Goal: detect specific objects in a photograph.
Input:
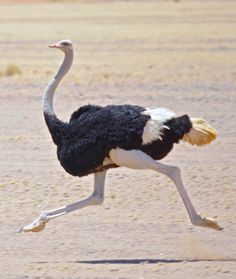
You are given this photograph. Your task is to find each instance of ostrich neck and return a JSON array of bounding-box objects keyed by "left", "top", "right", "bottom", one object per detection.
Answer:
[{"left": 43, "top": 50, "right": 73, "bottom": 115}]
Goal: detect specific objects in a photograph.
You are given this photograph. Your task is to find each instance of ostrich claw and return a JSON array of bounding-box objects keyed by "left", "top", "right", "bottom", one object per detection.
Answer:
[{"left": 19, "top": 218, "right": 47, "bottom": 233}]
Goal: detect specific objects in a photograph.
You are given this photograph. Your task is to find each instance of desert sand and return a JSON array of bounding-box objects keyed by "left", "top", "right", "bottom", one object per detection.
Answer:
[{"left": 0, "top": 0, "right": 235, "bottom": 278}]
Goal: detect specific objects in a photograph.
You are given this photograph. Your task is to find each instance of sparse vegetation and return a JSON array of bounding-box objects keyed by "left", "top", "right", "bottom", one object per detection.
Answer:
[{"left": 4, "top": 63, "right": 22, "bottom": 77}]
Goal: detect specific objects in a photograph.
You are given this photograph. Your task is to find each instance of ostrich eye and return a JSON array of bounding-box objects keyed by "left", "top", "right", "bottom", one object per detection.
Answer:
[{"left": 61, "top": 41, "right": 70, "bottom": 47}]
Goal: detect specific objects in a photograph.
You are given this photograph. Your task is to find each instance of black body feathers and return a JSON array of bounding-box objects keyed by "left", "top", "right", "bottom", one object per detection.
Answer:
[
  {"left": 44, "top": 105, "right": 192, "bottom": 177},
  {"left": 44, "top": 113, "right": 67, "bottom": 147},
  {"left": 141, "top": 115, "right": 192, "bottom": 160}
]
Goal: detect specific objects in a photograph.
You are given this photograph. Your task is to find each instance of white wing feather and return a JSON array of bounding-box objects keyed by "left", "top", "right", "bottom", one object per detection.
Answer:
[{"left": 142, "top": 108, "right": 175, "bottom": 144}]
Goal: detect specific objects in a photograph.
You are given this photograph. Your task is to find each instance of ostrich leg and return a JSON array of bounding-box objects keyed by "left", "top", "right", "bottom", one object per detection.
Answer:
[
  {"left": 20, "top": 171, "right": 106, "bottom": 232},
  {"left": 109, "top": 148, "right": 222, "bottom": 230}
]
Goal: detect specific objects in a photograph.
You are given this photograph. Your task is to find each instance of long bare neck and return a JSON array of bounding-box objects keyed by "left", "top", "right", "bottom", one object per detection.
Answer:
[
  {"left": 43, "top": 49, "right": 73, "bottom": 146},
  {"left": 43, "top": 49, "right": 73, "bottom": 115}
]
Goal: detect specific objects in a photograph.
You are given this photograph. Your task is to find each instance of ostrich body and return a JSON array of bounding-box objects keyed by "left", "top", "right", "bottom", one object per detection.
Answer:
[{"left": 21, "top": 39, "right": 222, "bottom": 232}]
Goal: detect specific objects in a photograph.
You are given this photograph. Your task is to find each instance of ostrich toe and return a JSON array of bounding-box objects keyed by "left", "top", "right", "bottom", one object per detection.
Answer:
[{"left": 19, "top": 218, "right": 46, "bottom": 233}]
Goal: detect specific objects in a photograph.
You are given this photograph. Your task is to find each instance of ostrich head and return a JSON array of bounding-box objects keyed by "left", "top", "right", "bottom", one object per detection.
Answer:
[{"left": 49, "top": 39, "right": 73, "bottom": 53}]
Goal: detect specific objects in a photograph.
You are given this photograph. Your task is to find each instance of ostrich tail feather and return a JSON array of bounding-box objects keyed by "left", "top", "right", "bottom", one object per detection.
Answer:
[{"left": 182, "top": 118, "right": 217, "bottom": 146}]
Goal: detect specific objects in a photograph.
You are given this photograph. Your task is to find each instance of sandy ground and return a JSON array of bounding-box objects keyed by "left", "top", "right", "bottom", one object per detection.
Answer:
[{"left": 0, "top": 0, "right": 236, "bottom": 278}]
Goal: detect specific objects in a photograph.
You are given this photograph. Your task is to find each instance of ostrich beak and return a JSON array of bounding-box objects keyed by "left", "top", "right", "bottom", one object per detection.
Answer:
[{"left": 49, "top": 43, "right": 61, "bottom": 49}]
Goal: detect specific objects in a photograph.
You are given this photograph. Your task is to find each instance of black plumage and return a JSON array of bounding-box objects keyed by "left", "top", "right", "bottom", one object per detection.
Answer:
[
  {"left": 44, "top": 105, "right": 192, "bottom": 177},
  {"left": 140, "top": 115, "right": 192, "bottom": 160}
]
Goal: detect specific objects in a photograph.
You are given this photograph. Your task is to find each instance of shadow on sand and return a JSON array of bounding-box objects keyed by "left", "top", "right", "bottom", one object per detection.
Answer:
[
  {"left": 73, "top": 258, "right": 236, "bottom": 265},
  {"left": 34, "top": 258, "right": 236, "bottom": 265}
]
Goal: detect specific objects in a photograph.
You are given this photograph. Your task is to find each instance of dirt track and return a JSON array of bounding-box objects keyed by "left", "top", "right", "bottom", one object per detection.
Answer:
[{"left": 0, "top": 1, "right": 235, "bottom": 278}]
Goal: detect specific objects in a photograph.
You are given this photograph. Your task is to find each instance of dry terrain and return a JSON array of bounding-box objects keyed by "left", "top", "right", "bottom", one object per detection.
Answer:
[{"left": 0, "top": 0, "right": 235, "bottom": 278}]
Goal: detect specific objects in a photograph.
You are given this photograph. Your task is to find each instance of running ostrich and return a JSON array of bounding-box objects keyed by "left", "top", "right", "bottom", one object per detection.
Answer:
[{"left": 20, "top": 39, "right": 222, "bottom": 232}]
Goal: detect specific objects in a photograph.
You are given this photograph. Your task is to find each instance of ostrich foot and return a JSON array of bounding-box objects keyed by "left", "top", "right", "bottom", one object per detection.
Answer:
[
  {"left": 19, "top": 217, "right": 47, "bottom": 233},
  {"left": 193, "top": 215, "right": 223, "bottom": 231}
]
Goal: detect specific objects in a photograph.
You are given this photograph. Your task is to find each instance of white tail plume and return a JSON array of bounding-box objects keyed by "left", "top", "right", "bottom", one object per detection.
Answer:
[{"left": 183, "top": 118, "right": 217, "bottom": 146}]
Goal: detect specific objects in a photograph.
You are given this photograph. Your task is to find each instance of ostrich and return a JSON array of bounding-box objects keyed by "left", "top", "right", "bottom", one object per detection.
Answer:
[{"left": 20, "top": 39, "right": 222, "bottom": 233}]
